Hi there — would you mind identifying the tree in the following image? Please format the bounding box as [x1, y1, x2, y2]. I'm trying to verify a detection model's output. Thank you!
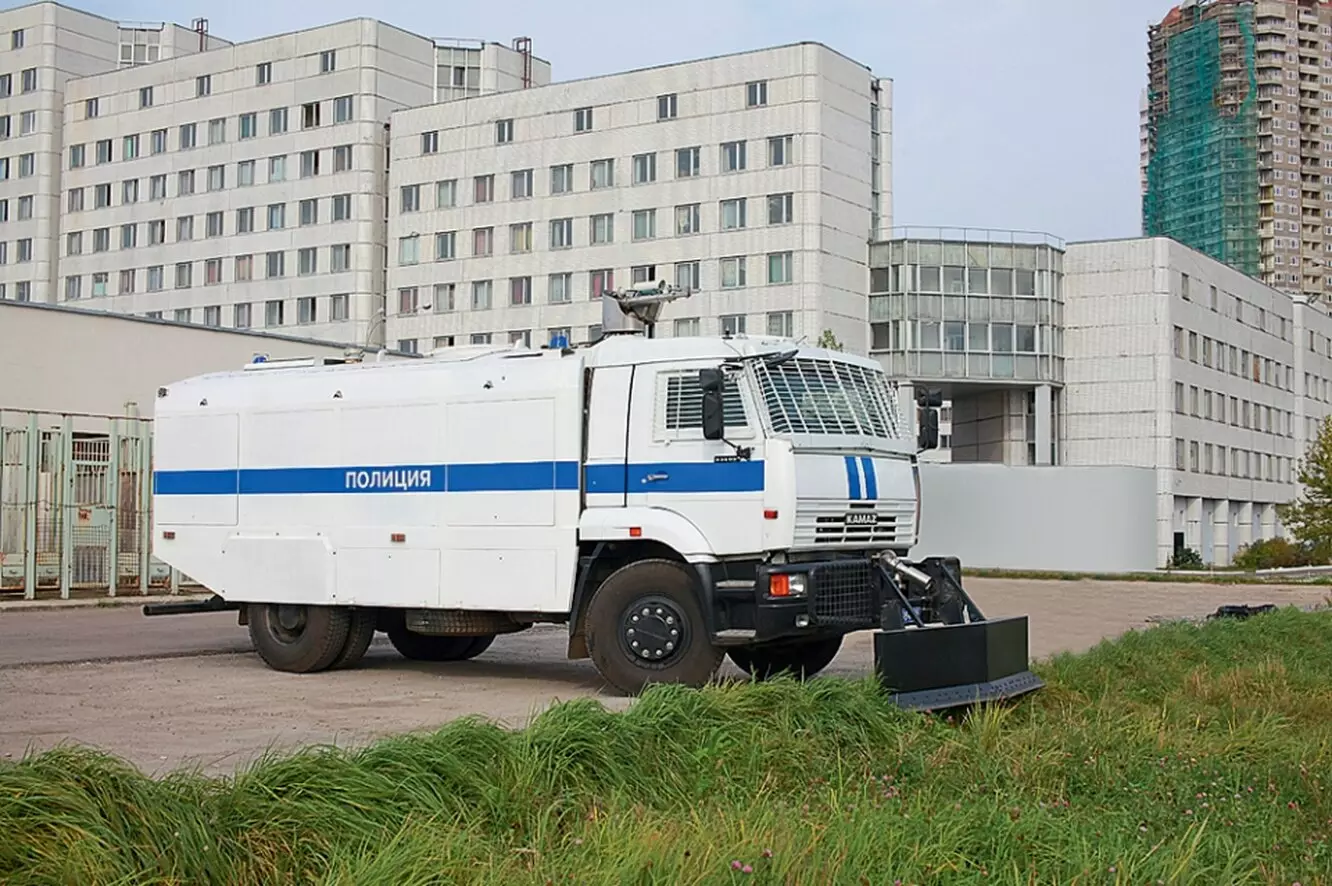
[1278, 414, 1332, 557]
[817, 329, 844, 351]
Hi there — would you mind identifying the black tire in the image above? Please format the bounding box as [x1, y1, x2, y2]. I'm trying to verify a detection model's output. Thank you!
[584, 558, 723, 695]
[247, 603, 352, 673]
[328, 608, 377, 670]
[728, 635, 844, 681]
[382, 611, 495, 662]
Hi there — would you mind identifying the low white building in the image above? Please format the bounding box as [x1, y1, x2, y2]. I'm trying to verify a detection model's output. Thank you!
[0, 1, 228, 306]
[54, 20, 548, 346]
[1061, 236, 1332, 567]
[384, 42, 891, 354]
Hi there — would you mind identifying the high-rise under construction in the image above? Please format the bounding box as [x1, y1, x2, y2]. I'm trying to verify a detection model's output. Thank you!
[1143, 0, 1332, 298]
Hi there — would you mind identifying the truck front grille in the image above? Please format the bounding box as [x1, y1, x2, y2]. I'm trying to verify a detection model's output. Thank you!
[793, 499, 914, 549]
[808, 559, 877, 627]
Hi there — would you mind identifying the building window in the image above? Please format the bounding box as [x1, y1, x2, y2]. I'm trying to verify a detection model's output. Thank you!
[265, 251, 285, 279]
[333, 95, 353, 123]
[203, 305, 222, 327]
[300, 150, 320, 178]
[550, 217, 573, 249]
[472, 280, 493, 310]
[632, 209, 657, 241]
[205, 259, 223, 285]
[196, 75, 211, 97]
[123, 135, 139, 160]
[267, 203, 285, 230]
[120, 223, 136, 249]
[332, 145, 353, 172]
[474, 174, 494, 203]
[496, 118, 514, 143]
[270, 108, 288, 135]
[208, 118, 226, 145]
[330, 244, 352, 271]
[85, 98, 99, 119]
[590, 269, 613, 299]
[239, 113, 257, 139]
[174, 309, 191, 324]
[11, 29, 23, 49]
[590, 159, 614, 189]
[151, 129, 167, 154]
[331, 194, 351, 221]
[421, 131, 439, 154]
[551, 164, 573, 194]
[238, 160, 255, 186]
[256, 62, 272, 85]
[434, 284, 455, 313]
[549, 272, 572, 304]
[768, 193, 794, 225]
[767, 311, 794, 337]
[658, 93, 677, 120]
[721, 141, 746, 173]
[235, 254, 253, 281]
[20, 68, 36, 93]
[299, 199, 318, 226]
[207, 165, 225, 191]
[472, 227, 493, 256]
[768, 135, 793, 166]
[720, 256, 747, 288]
[330, 295, 348, 321]
[720, 198, 747, 230]
[574, 107, 593, 132]
[175, 262, 193, 289]
[119, 269, 135, 294]
[95, 140, 111, 164]
[206, 211, 223, 237]
[674, 318, 700, 337]
[122, 179, 139, 203]
[236, 207, 254, 234]
[511, 169, 533, 199]
[265, 300, 284, 327]
[767, 252, 793, 284]
[301, 102, 321, 129]
[434, 231, 456, 260]
[676, 147, 700, 178]
[676, 203, 701, 235]
[675, 260, 700, 291]
[633, 152, 656, 184]
[234, 303, 252, 329]
[510, 222, 533, 254]
[398, 235, 420, 266]
[720, 314, 747, 336]
[179, 123, 196, 150]
[90, 229, 109, 253]
[436, 179, 457, 208]
[590, 213, 614, 244]
[746, 80, 767, 107]
[69, 144, 85, 169]
[510, 276, 532, 306]
[147, 266, 164, 291]
[320, 50, 336, 73]
[298, 247, 318, 276]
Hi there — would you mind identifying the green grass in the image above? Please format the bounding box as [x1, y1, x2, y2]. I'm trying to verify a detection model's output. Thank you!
[4, 610, 1332, 885]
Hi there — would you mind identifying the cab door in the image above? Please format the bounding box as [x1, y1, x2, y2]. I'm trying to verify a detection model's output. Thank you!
[624, 362, 764, 556]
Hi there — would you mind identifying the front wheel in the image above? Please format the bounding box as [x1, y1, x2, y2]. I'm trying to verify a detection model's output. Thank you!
[247, 603, 352, 673]
[727, 635, 844, 681]
[584, 558, 723, 695]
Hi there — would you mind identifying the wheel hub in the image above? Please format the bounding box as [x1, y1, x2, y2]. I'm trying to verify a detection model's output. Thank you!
[268, 604, 307, 643]
[621, 596, 686, 663]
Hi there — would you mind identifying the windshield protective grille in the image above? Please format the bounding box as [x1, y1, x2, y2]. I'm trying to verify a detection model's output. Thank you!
[750, 357, 903, 439]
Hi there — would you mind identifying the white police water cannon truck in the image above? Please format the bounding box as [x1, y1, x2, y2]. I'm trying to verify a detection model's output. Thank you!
[144, 282, 1043, 710]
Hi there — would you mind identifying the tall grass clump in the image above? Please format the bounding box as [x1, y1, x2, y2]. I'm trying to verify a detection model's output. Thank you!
[3, 608, 1332, 885]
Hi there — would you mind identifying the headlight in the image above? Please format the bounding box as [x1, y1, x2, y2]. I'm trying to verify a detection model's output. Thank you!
[766, 573, 808, 599]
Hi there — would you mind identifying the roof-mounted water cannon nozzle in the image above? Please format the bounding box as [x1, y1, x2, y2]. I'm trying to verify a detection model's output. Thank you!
[600, 280, 693, 338]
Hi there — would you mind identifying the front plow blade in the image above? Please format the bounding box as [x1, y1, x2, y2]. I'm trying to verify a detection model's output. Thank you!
[873, 615, 1044, 712]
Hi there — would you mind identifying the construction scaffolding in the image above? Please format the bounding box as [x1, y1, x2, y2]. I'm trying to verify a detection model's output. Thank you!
[0, 410, 193, 599]
[1143, 1, 1260, 277]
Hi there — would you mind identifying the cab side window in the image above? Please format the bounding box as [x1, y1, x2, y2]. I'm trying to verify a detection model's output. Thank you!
[656, 370, 750, 441]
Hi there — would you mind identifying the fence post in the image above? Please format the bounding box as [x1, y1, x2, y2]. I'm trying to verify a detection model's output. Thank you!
[107, 418, 121, 597]
[59, 415, 73, 600]
[138, 419, 152, 595]
[23, 413, 38, 601]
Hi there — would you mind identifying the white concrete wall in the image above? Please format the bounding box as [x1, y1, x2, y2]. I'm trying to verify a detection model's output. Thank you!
[385, 42, 885, 354]
[0, 301, 393, 419]
[912, 463, 1160, 573]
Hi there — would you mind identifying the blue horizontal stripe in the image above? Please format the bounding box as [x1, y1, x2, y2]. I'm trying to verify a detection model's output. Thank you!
[155, 459, 765, 496]
[586, 461, 765, 495]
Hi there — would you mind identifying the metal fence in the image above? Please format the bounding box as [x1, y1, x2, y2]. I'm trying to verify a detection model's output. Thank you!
[0, 409, 197, 599]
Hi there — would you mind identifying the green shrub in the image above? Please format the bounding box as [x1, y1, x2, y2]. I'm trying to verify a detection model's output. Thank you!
[1232, 537, 1330, 571]
[1166, 546, 1204, 570]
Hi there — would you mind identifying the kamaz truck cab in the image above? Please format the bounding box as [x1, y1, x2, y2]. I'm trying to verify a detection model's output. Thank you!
[146, 285, 1040, 709]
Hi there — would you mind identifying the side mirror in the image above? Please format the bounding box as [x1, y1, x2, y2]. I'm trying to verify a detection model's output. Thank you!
[698, 368, 726, 440]
[917, 406, 939, 451]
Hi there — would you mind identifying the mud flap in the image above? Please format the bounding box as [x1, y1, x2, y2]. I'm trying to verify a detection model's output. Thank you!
[872, 615, 1045, 712]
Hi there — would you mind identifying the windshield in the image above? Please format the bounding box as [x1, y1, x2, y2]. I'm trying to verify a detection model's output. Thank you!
[747, 355, 903, 440]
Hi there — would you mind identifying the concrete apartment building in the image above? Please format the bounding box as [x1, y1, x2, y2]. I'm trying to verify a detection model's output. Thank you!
[55, 20, 549, 345]
[0, 1, 228, 306]
[1142, 0, 1332, 298]
[383, 42, 891, 354]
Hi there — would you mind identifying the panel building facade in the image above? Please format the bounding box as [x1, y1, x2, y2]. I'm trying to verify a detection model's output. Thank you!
[383, 43, 890, 354]
[55, 21, 548, 345]
[0, 1, 228, 306]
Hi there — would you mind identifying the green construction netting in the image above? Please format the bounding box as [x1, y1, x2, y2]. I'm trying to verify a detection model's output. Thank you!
[1143, 8, 1259, 276]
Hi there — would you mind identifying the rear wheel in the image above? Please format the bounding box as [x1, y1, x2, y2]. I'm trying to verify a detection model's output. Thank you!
[727, 635, 844, 681]
[247, 603, 352, 673]
[382, 611, 495, 662]
[328, 608, 378, 670]
[584, 558, 723, 695]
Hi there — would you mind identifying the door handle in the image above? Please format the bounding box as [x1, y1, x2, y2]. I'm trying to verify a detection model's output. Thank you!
[642, 472, 669, 484]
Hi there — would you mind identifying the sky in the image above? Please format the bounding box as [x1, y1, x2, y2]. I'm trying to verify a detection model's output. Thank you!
[77, 0, 1173, 244]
